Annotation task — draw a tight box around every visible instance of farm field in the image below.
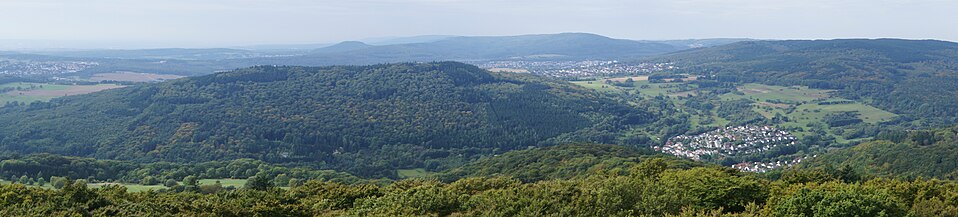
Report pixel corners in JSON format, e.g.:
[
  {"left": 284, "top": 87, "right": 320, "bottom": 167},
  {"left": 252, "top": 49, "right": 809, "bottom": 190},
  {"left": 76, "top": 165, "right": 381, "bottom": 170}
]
[
  {"left": 572, "top": 76, "right": 898, "bottom": 142},
  {"left": 0, "top": 82, "right": 124, "bottom": 104},
  {"left": 397, "top": 168, "right": 435, "bottom": 179},
  {"left": 721, "top": 83, "right": 829, "bottom": 103}
]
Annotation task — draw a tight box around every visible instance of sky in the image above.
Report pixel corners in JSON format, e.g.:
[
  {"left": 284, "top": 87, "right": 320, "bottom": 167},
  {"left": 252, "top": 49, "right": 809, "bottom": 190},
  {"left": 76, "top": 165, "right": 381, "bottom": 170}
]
[{"left": 0, "top": 0, "right": 956, "bottom": 48}]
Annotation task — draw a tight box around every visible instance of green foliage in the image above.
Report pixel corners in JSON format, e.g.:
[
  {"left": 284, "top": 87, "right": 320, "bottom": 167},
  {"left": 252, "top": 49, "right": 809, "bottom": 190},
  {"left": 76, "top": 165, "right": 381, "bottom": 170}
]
[
  {"left": 182, "top": 175, "right": 198, "bottom": 186},
  {"left": 0, "top": 144, "right": 957, "bottom": 216},
  {"left": 0, "top": 153, "right": 362, "bottom": 184},
  {"left": 140, "top": 176, "right": 157, "bottom": 185},
  {"left": 716, "top": 99, "right": 766, "bottom": 125},
  {"left": 273, "top": 174, "right": 290, "bottom": 187},
  {"left": 163, "top": 179, "right": 177, "bottom": 188},
  {"left": 439, "top": 144, "right": 700, "bottom": 182},
  {"left": 800, "top": 126, "right": 958, "bottom": 179},
  {"left": 659, "top": 167, "right": 767, "bottom": 212},
  {"left": 245, "top": 173, "right": 273, "bottom": 191},
  {"left": 3, "top": 162, "right": 951, "bottom": 216},
  {"left": 769, "top": 182, "right": 908, "bottom": 217}
]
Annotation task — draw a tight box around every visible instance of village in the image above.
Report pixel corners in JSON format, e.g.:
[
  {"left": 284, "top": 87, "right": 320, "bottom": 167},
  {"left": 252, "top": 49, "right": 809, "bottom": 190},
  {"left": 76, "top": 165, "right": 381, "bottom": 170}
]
[
  {"left": 0, "top": 58, "right": 98, "bottom": 76},
  {"left": 478, "top": 60, "right": 674, "bottom": 77},
  {"left": 654, "top": 125, "right": 808, "bottom": 172}
]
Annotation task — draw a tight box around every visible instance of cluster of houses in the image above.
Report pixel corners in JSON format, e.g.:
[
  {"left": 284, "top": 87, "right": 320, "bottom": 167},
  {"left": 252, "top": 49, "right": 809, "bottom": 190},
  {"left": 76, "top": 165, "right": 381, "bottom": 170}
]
[
  {"left": 654, "top": 126, "right": 810, "bottom": 172},
  {"left": 732, "top": 155, "right": 816, "bottom": 173},
  {"left": 655, "top": 125, "right": 798, "bottom": 161},
  {"left": 0, "top": 59, "right": 98, "bottom": 76},
  {"left": 477, "top": 60, "right": 674, "bottom": 77}
]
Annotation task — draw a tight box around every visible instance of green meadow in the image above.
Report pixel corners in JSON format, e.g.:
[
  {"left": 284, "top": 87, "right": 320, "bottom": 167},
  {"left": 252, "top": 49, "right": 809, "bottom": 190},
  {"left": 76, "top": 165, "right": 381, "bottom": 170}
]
[{"left": 572, "top": 76, "right": 898, "bottom": 142}]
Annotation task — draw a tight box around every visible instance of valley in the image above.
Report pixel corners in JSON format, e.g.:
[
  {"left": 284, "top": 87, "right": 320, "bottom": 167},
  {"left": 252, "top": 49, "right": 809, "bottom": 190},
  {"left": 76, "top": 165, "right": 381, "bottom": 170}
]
[
  {"left": 4, "top": 0, "right": 957, "bottom": 215},
  {"left": 2, "top": 36, "right": 958, "bottom": 216}
]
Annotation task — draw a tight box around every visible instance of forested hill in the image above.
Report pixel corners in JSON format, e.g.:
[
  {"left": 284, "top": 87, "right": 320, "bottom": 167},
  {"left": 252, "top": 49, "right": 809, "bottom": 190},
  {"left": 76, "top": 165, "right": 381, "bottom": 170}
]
[
  {"left": 653, "top": 39, "right": 958, "bottom": 126},
  {"left": 798, "top": 126, "right": 958, "bottom": 179},
  {"left": 0, "top": 62, "right": 658, "bottom": 178},
  {"left": 247, "top": 33, "right": 684, "bottom": 66},
  {"left": 438, "top": 144, "right": 704, "bottom": 182}
]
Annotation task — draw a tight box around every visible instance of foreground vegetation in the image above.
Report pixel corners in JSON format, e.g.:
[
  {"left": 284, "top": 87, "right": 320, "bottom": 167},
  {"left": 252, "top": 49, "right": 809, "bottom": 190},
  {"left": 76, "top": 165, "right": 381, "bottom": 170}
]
[
  {"left": 2, "top": 156, "right": 956, "bottom": 216},
  {"left": 801, "top": 126, "right": 958, "bottom": 179}
]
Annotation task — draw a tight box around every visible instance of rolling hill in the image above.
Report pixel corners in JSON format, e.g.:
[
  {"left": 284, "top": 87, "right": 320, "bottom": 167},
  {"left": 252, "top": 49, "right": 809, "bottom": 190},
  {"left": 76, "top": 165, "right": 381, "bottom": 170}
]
[
  {"left": 651, "top": 39, "right": 958, "bottom": 127},
  {"left": 309, "top": 41, "right": 374, "bottom": 54},
  {"left": 248, "top": 33, "right": 687, "bottom": 66},
  {"left": 0, "top": 62, "right": 658, "bottom": 178}
]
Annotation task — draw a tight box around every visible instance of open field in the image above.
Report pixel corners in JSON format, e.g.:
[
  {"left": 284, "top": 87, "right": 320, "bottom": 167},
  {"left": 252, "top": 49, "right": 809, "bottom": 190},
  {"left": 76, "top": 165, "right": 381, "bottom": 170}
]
[
  {"left": 607, "top": 76, "right": 649, "bottom": 82},
  {"left": 0, "top": 82, "right": 124, "bottom": 104},
  {"left": 571, "top": 76, "right": 899, "bottom": 143},
  {"left": 88, "top": 71, "right": 184, "bottom": 82},
  {"left": 571, "top": 78, "right": 697, "bottom": 96},
  {"left": 722, "top": 83, "right": 830, "bottom": 103},
  {"left": 570, "top": 80, "right": 628, "bottom": 94},
  {"left": 398, "top": 168, "right": 435, "bottom": 179}
]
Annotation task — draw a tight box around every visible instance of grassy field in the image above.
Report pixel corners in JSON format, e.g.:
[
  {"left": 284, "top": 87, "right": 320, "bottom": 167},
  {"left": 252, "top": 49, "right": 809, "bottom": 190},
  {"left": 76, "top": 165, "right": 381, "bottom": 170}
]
[
  {"left": 0, "top": 82, "right": 124, "bottom": 104},
  {"left": 571, "top": 78, "right": 696, "bottom": 97},
  {"left": 723, "top": 83, "right": 829, "bottom": 103},
  {"left": 570, "top": 80, "right": 628, "bottom": 94},
  {"left": 397, "top": 168, "right": 435, "bottom": 179},
  {"left": 714, "top": 84, "right": 896, "bottom": 124},
  {"left": 571, "top": 76, "right": 899, "bottom": 143}
]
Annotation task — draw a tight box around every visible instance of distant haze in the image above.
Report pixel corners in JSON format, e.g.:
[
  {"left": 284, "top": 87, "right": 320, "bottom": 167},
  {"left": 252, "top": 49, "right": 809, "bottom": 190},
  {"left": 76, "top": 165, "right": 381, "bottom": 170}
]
[{"left": 1, "top": 0, "right": 956, "bottom": 49}]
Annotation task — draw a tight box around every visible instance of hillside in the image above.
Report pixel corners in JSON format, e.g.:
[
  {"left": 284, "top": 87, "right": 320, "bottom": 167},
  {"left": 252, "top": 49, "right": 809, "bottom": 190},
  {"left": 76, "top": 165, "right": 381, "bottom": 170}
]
[
  {"left": 250, "top": 33, "right": 684, "bottom": 66},
  {"left": 652, "top": 39, "right": 958, "bottom": 126},
  {"left": 798, "top": 126, "right": 958, "bottom": 179},
  {"left": 0, "top": 62, "right": 658, "bottom": 178},
  {"left": 310, "top": 41, "right": 374, "bottom": 54},
  {"left": 438, "top": 144, "right": 703, "bottom": 182}
]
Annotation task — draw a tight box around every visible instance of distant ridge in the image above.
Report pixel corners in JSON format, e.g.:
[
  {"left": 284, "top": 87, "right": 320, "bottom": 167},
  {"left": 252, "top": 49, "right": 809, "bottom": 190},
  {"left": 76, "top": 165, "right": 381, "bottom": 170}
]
[
  {"left": 311, "top": 41, "right": 373, "bottom": 53},
  {"left": 249, "top": 33, "right": 687, "bottom": 66}
]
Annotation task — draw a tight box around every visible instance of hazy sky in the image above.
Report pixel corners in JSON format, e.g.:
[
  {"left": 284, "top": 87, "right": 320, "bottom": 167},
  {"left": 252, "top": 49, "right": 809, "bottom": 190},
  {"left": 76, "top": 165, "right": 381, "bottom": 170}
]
[{"left": 1, "top": 0, "right": 956, "bottom": 48}]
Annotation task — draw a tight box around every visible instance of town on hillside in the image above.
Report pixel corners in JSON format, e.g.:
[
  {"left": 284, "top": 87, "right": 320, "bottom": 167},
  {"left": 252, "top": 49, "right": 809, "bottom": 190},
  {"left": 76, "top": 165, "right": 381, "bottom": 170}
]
[{"left": 655, "top": 125, "right": 811, "bottom": 172}]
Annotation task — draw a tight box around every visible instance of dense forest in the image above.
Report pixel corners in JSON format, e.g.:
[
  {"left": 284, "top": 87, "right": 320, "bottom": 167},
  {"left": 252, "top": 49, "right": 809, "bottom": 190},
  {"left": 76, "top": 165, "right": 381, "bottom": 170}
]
[
  {"left": 0, "top": 153, "right": 364, "bottom": 185},
  {"left": 800, "top": 126, "right": 958, "bottom": 179},
  {"left": 2, "top": 144, "right": 957, "bottom": 216},
  {"left": 654, "top": 39, "right": 958, "bottom": 127},
  {"left": 0, "top": 62, "right": 666, "bottom": 178}
]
